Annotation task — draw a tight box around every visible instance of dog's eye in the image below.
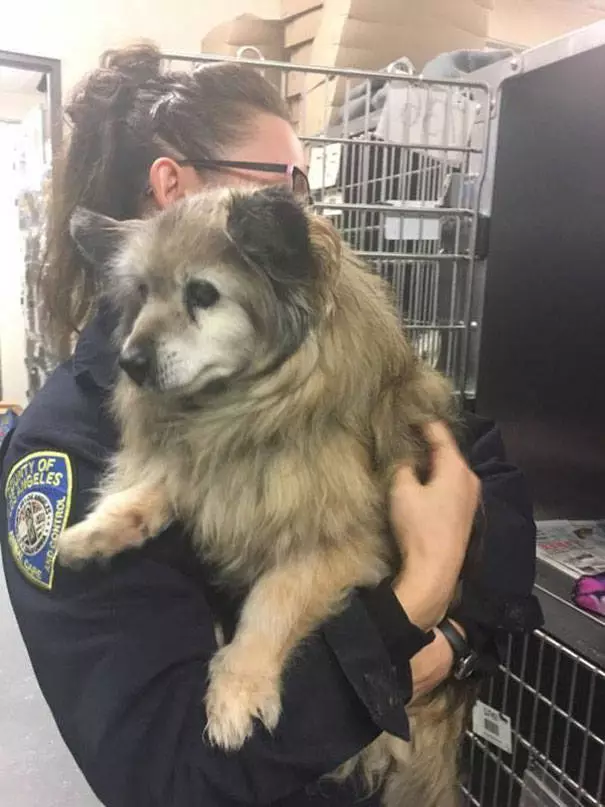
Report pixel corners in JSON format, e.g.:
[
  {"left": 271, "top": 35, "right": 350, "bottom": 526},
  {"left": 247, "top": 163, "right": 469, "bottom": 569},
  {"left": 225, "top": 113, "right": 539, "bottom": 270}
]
[
  {"left": 185, "top": 280, "right": 220, "bottom": 315},
  {"left": 137, "top": 282, "right": 148, "bottom": 302}
]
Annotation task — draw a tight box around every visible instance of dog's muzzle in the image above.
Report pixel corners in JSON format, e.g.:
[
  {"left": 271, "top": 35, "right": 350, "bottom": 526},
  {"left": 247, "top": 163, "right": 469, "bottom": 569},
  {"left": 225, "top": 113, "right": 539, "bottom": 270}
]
[{"left": 119, "top": 343, "right": 155, "bottom": 387}]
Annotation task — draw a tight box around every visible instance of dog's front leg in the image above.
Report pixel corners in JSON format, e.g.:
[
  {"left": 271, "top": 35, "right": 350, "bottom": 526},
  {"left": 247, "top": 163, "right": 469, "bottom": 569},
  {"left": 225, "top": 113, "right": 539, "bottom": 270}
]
[
  {"left": 204, "top": 544, "right": 384, "bottom": 750},
  {"left": 57, "top": 481, "right": 172, "bottom": 565}
]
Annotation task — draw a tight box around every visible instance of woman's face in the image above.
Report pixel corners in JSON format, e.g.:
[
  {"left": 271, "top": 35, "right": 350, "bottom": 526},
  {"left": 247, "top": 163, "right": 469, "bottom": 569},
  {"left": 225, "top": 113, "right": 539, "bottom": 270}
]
[{"left": 148, "top": 113, "right": 307, "bottom": 210}]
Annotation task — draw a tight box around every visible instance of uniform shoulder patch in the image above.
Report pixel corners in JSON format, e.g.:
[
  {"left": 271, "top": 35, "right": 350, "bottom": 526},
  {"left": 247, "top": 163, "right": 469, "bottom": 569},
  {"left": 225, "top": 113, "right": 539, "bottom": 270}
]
[{"left": 4, "top": 451, "right": 73, "bottom": 590}]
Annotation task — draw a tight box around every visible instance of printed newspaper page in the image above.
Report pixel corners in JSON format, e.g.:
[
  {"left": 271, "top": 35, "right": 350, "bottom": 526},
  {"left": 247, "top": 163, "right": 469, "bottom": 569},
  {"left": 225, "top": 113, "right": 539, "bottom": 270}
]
[{"left": 536, "top": 520, "right": 605, "bottom": 578}]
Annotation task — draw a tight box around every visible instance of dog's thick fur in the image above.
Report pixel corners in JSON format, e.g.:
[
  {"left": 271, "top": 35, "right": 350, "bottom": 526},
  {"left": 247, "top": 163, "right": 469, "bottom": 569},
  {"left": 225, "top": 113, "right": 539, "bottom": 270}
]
[{"left": 59, "top": 186, "right": 474, "bottom": 807}]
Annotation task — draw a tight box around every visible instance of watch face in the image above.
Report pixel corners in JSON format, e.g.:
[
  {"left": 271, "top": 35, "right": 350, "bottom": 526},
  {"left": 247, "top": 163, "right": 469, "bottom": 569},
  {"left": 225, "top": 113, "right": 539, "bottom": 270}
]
[{"left": 454, "top": 651, "right": 480, "bottom": 680}]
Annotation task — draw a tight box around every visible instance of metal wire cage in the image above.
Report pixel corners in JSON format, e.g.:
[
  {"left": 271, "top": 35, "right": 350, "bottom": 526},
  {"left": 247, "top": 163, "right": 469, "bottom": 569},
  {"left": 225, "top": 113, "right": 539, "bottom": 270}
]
[
  {"left": 163, "top": 51, "right": 492, "bottom": 398},
  {"left": 462, "top": 629, "right": 605, "bottom": 807}
]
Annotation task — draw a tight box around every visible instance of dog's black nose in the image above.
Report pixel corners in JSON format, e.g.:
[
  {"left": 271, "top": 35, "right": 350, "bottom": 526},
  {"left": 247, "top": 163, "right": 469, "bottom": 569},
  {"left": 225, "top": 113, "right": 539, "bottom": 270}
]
[{"left": 118, "top": 344, "right": 153, "bottom": 386}]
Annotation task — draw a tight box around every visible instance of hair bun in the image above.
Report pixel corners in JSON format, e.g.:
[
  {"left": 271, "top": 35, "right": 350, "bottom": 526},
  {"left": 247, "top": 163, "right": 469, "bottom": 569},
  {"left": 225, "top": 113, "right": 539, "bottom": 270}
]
[
  {"left": 66, "top": 42, "right": 162, "bottom": 128},
  {"left": 100, "top": 42, "right": 162, "bottom": 84}
]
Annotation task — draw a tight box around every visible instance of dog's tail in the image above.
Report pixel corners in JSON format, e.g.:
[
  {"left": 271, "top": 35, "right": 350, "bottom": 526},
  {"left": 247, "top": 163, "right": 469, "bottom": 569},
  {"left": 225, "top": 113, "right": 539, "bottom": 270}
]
[
  {"left": 381, "top": 682, "right": 476, "bottom": 807},
  {"left": 330, "top": 678, "right": 476, "bottom": 806}
]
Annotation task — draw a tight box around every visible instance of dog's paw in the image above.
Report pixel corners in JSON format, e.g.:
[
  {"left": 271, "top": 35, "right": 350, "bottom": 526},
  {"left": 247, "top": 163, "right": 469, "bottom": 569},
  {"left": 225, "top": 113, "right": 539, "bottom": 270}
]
[
  {"left": 58, "top": 511, "right": 151, "bottom": 566},
  {"left": 204, "top": 646, "right": 282, "bottom": 750},
  {"left": 57, "top": 520, "right": 106, "bottom": 566}
]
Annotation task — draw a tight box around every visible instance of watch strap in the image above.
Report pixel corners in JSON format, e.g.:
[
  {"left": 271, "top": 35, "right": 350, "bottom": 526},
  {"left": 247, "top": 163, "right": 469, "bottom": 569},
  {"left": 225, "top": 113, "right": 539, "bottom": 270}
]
[
  {"left": 438, "top": 617, "right": 479, "bottom": 680},
  {"left": 438, "top": 618, "right": 469, "bottom": 659}
]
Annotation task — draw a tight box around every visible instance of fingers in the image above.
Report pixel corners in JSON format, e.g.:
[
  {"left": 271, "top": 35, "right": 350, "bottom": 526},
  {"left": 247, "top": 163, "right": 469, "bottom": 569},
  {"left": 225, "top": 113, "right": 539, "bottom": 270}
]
[
  {"left": 424, "top": 420, "right": 459, "bottom": 458},
  {"left": 424, "top": 421, "right": 469, "bottom": 481},
  {"left": 393, "top": 422, "right": 459, "bottom": 488},
  {"left": 422, "top": 422, "right": 480, "bottom": 508},
  {"left": 392, "top": 464, "right": 419, "bottom": 490},
  {"left": 424, "top": 420, "right": 453, "bottom": 446},
  {"left": 393, "top": 421, "right": 474, "bottom": 492}
]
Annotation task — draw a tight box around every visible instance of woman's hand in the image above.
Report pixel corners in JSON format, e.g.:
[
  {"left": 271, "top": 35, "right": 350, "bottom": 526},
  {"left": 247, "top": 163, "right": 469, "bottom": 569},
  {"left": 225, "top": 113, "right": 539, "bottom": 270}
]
[{"left": 390, "top": 422, "right": 480, "bottom": 631}]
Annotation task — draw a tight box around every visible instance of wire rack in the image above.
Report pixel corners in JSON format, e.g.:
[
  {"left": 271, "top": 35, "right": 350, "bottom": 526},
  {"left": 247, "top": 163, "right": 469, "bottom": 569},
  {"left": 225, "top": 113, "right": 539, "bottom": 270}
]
[
  {"left": 163, "top": 51, "right": 492, "bottom": 397},
  {"left": 461, "top": 628, "right": 605, "bottom": 807}
]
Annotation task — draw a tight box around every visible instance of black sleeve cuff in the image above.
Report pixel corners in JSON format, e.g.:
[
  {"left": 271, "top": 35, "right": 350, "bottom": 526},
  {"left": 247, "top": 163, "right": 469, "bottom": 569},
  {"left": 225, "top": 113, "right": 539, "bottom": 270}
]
[
  {"left": 321, "top": 582, "right": 432, "bottom": 741},
  {"left": 446, "top": 610, "right": 501, "bottom": 677},
  {"left": 448, "top": 608, "right": 494, "bottom": 654},
  {"left": 452, "top": 584, "right": 544, "bottom": 634},
  {"left": 358, "top": 577, "right": 434, "bottom": 662},
  {"left": 448, "top": 587, "right": 544, "bottom": 679}
]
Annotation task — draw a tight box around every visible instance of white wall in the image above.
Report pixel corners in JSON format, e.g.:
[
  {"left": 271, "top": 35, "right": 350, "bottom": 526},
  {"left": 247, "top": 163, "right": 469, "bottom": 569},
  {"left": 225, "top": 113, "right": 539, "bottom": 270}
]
[
  {"left": 0, "top": 1, "right": 281, "bottom": 94},
  {"left": 0, "top": 124, "right": 28, "bottom": 406}
]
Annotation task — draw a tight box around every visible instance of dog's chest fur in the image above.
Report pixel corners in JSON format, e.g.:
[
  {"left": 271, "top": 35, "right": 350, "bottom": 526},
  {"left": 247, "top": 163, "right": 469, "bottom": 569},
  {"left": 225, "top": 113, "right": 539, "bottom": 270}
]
[{"left": 114, "top": 381, "right": 392, "bottom": 585}]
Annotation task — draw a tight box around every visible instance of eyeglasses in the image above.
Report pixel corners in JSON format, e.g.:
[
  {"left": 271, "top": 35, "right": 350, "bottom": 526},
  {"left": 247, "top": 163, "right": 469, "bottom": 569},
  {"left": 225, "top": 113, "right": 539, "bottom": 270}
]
[{"left": 177, "top": 159, "right": 312, "bottom": 204}]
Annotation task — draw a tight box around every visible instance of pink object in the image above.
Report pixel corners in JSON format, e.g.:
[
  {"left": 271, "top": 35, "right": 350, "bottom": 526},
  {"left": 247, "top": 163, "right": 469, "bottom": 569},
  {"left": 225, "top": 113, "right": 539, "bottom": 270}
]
[{"left": 572, "top": 573, "right": 605, "bottom": 617}]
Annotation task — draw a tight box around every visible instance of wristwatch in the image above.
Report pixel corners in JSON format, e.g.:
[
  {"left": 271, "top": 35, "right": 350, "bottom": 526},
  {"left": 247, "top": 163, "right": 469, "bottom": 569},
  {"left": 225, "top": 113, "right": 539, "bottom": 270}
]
[{"left": 437, "top": 618, "right": 480, "bottom": 681}]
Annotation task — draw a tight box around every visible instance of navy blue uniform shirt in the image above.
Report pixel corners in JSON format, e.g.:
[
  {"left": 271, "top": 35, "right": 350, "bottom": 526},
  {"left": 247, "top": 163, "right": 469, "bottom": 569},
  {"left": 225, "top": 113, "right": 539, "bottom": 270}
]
[{"left": 0, "top": 309, "right": 543, "bottom": 806}]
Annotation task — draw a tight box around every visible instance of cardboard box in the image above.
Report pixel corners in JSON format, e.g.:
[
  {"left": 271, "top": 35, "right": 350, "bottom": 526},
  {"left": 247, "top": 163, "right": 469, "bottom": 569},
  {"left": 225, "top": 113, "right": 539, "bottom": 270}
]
[
  {"left": 201, "top": 14, "right": 285, "bottom": 87},
  {"left": 286, "top": 70, "right": 308, "bottom": 99},
  {"left": 201, "top": 14, "right": 285, "bottom": 58},
  {"left": 285, "top": 7, "right": 323, "bottom": 48},
  {"left": 288, "top": 95, "right": 303, "bottom": 126},
  {"left": 489, "top": 0, "right": 604, "bottom": 48},
  {"left": 281, "top": 0, "right": 323, "bottom": 20},
  {"left": 290, "top": 78, "right": 342, "bottom": 136},
  {"left": 311, "top": 0, "right": 489, "bottom": 30},
  {"left": 291, "top": 0, "right": 491, "bottom": 137},
  {"left": 288, "top": 42, "right": 314, "bottom": 64},
  {"left": 313, "top": 22, "right": 487, "bottom": 75},
  {"left": 285, "top": 42, "right": 316, "bottom": 97},
  {"left": 309, "top": 0, "right": 489, "bottom": 76}
]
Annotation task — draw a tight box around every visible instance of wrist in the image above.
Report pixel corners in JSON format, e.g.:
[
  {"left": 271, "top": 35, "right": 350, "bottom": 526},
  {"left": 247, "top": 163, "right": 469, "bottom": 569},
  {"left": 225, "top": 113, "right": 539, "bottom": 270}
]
[
  {"left": 392, "top": 572, "right": 449, "bottom": 632},
  {"left": 409, "top": 628, "right": 455, "bottom": 703}
]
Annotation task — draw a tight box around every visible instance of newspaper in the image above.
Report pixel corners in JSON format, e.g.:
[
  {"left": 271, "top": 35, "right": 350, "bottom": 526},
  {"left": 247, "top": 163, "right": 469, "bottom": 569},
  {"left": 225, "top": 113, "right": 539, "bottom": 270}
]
[{"left": 536, "top": 520, "right": 605, "bottom": 578}]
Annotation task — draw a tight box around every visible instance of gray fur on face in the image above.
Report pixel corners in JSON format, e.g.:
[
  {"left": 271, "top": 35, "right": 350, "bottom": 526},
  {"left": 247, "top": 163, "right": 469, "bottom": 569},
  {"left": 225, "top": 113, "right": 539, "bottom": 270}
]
[{"left": 72, "top": 187, "right": 318, "bottom": 396}]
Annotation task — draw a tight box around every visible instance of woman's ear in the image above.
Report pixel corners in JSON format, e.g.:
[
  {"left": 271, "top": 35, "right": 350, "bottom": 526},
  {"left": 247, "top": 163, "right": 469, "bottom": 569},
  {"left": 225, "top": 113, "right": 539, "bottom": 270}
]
[{"left": 148, "top": 157, "right": 202, "bottom": 209}]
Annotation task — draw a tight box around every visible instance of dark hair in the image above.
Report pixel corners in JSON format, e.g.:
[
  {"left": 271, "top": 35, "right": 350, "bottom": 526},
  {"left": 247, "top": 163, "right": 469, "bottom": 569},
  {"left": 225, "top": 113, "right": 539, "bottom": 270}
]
[{"left": 41, "top": 41, "right": 290, "bottom": 355}]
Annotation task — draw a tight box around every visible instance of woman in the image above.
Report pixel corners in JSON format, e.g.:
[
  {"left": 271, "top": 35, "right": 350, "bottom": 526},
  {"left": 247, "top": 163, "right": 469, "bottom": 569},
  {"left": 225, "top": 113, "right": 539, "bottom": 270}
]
[{"left": 0, "top": 44, "right": 542, "bottom": 807}]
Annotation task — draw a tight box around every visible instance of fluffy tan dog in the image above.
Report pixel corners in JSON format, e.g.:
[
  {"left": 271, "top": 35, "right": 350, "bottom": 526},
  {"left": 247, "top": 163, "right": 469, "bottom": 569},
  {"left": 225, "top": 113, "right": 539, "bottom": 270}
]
[{"left": 58, "top": 186, "right": 474, "bottom": 806}]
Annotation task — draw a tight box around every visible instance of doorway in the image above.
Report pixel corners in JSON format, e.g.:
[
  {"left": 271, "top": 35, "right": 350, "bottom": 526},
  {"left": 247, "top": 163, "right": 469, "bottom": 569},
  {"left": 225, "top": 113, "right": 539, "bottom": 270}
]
[{"left": 0, "top": 51, "right": 61, "bottom": 411}]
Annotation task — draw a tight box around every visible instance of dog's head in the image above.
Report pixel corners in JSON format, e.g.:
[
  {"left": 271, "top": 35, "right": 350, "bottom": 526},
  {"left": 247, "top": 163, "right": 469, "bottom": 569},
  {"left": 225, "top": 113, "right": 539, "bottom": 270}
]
[{"left": 71, "top": 187, "right": 340, "bottom": 397}]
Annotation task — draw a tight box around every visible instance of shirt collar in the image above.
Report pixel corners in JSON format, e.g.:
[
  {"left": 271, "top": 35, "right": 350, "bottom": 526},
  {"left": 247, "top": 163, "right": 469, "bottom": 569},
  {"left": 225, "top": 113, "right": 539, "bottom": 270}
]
[{"left": 72, "top": 301, "right": 119, "bottom": 392}]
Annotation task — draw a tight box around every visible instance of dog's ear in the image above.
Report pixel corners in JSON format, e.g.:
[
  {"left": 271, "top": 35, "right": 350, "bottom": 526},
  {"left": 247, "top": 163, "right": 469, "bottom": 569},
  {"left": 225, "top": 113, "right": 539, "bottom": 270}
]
[
  {"left": 70, "top": 207, "right": 133, "bottom": 269},
  {"left": 226, "top": 186, "right": 316, "bottom": 287}
]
